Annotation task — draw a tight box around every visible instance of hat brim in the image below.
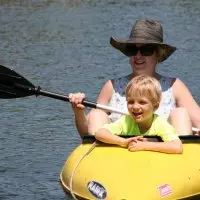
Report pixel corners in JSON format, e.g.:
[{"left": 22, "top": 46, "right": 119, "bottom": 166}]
[{"left": 110, "top": 37, "right": 176, "bottom": 63}]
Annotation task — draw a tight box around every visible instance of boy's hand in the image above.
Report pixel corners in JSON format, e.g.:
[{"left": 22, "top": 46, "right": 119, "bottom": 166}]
[
  {"left": 120, "top": 136, "right": 148, "bottom": 148},
  {"left": 120, "top": 137, "right": 137, "bottom": 147},
  {"left": 131, "top": 136, "right": 148, "bottom": 142},
  {"left": 127, "top": 136, "right": 148, "bottom": 151},
  {"left": 128, "top": 141, "right": 148, "bottom": 152}
]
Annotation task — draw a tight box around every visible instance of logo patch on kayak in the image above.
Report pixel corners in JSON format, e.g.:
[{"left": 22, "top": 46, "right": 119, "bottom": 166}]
[
  {"left": 157, "top": 184, "right": 172, "bottom": 197},
  {"left": 87, "top": 181, "right": 107, "bottom": 199}
]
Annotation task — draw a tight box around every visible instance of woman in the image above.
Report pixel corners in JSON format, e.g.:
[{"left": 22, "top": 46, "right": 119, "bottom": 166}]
[{"left": 69, "top": 19, "right": 200, "bottom": 137}]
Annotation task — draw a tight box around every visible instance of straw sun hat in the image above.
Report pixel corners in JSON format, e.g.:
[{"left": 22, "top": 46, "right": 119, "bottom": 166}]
[{"left": 110, "top": 19, "right": 176, "bottom": 63}]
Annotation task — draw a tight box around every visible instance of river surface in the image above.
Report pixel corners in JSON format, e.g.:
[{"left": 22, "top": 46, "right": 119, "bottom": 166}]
[{"left": 0, "top": 0, "right": 200, "bottom": 199}]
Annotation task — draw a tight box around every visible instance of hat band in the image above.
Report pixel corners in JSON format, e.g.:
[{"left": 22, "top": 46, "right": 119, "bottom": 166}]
[
  {"left": 127, "top": 38, "right": 163, "bottom": 44},
  {"left": 130, "top": 26, "right": 163, "bottom": 43}
]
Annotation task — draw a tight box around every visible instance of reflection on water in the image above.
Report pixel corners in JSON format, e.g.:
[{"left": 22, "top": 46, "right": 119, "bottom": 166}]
[{"left": 0, "top": 0, "right": 200, "bottom": 200}]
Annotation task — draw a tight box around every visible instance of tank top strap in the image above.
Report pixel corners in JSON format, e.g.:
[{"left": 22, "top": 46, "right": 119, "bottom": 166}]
[
  {"left": 111, "top": 74, "right": 132, "bottom": 96},
  {"left": 155, "top": 75, "right": 176, "bottom": 119},
  {"left": 159, "top": 75, "right": 175, "bottom": 92}
]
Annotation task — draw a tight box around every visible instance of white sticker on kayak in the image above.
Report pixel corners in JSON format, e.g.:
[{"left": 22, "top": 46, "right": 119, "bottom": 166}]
[
  {"left": 87, "top": 181, "right": 107, "bottom": 199},
  {"left": 157, "top": 184, "right": 172, "bottom": 197}
]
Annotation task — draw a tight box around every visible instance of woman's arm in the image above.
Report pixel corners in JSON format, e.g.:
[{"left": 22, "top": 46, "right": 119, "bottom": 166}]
[
  {"left": 69, "top": 93, "right": 89, "bottom": 136},
  {"left": 70, "top": 80, "right": 114, "bottom": 136},
  {"left": 128, "top": 139, "right": 183, "bottom": 154},
  {"left": 86, "top": 80, "right": 114, "bottom": 134},
  {"left": 172, "top": 78, "right": 200, "bottom": 128}
]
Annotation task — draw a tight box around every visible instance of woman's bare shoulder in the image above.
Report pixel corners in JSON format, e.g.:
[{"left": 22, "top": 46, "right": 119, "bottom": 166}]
[
  {"left": 172, "top": 78, "right": 189, "bottom": 91},
  {"left": 96, "top": 79, "right": 114, "bottom": 104},
  {"left": 172, "top": 77, "right": 197, "bottom": 106}
]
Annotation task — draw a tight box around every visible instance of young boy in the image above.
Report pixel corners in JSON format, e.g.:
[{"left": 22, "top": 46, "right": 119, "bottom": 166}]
[{"left": 95, "top": 75, "right": 183, "bottom": 154}]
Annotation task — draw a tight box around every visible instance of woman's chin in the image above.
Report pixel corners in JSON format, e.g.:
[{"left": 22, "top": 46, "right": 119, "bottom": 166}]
[{"left": 134, "top": 70, "right": 148, "bottom": 76}]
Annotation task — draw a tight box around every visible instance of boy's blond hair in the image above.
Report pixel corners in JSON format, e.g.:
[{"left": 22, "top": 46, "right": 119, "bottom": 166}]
[{"left": 125, "top": 75, "right": 162, "bottom": 109}]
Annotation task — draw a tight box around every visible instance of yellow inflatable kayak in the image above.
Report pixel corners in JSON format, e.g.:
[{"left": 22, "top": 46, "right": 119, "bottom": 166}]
[{"left": 60, "top": 135, "right": 200, "bottom": 200}]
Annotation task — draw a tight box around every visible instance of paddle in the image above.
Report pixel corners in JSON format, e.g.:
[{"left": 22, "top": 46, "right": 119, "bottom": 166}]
[
  {"left": 1, "top": 65, "right": 200, "bottom": 143},
  {"left": 0, "top": 65, "right": 128, "bottom": 115}
]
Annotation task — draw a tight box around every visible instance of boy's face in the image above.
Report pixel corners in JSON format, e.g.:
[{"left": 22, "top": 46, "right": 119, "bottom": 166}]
[{"left": 127, "top": 95, "right": 155, "bottom": 124}]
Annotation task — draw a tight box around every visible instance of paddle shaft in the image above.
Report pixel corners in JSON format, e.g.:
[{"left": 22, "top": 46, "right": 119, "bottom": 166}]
[{"left": 14, "top": 83, "right": 128, "bottom": 115}]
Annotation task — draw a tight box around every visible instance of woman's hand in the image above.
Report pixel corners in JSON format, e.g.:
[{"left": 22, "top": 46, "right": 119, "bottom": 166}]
[
  {"left": 192, "top": 127, "right": 200, "bottom": 135},
  {"left": 69, "top": 93, "right": 86, "bottom": 111}
]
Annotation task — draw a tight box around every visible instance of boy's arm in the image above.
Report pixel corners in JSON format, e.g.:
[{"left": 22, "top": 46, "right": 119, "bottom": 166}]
[
  {"left": 95, "top": 128, "right": 134, "bottom": 147},
  {"left": 128, "top": 139, "right": 183, "bottom": 154},
  {"left": 95, "top": 128, "right": 125, "bottom": 146}
]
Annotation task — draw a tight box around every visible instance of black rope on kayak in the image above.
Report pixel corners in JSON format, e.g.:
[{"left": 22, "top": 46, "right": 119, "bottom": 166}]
[{"left": 69, "top": 141, "right": 97, "bottom": 200}]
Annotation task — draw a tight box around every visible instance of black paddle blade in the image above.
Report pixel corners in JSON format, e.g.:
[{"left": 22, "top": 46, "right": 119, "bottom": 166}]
[{"left": 0, "top": 65, "right": 36, "bottom": 99}]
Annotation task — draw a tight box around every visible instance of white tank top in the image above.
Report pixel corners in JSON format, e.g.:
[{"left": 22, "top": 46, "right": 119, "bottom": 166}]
[{"left": 108, "top": 74, "right": 176, "bottom": 122}]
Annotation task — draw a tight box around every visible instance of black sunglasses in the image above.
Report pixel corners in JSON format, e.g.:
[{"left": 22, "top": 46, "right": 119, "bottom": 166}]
[{"left": 126, "top": 44, "right": 156, "bottom": 56}]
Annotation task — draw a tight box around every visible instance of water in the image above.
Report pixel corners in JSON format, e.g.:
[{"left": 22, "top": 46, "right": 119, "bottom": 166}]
[{"left": 0, "top": 0, "right": 200, "bottom": 199}]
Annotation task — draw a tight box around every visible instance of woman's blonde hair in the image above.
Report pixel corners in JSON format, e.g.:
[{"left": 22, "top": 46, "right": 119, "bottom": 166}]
[{"left": 125, "top": 75, "right": 162, "bottom": 109}]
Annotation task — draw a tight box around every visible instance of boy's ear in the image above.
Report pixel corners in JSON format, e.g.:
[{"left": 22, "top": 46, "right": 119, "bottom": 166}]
[{"left": 154, "top": 102, "right": 160, "bottom": 111}]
